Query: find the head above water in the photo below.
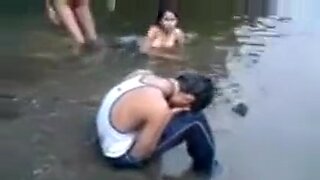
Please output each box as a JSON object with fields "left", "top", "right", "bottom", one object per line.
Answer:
{"left": 168, "top": 71, "right": 216, "bottom": 112}
{"left": 156, "top": 10, "right": 179, "bottom": 31}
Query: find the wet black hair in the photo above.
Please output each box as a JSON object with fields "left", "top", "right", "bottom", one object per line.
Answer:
{"left": 175, "top": 71, "right": 216, "bottom": 112}
{"left": 155, "top": 0, "right": 179, "bottom": 26}
{"left": 155, "top": 10, "right": 179, "bottom": 26}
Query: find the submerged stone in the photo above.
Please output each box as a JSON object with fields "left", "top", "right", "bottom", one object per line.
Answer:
{"left": 232, "top": 102, "right": 248, "bottom": 117}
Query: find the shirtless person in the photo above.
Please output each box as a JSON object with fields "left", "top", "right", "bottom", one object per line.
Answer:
{"left": 140, "top": 0, "right": 185, "bottom": 60}
{"left": 96, "top": 70, "right": 218, "bottom": 175}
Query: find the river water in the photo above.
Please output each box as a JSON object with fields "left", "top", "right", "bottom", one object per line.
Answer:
{"left": 0, "top": 0, "right": 319, "bottom": 180}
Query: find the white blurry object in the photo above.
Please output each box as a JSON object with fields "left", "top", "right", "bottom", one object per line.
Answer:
{"left": 47, "top": 6, "right": 61, "bottom": 25}
{"left": 107, "top": 0, "right": 116, "bottom": 12}
{"left": 257, "top": 17, "right": 276, "bottom": 28}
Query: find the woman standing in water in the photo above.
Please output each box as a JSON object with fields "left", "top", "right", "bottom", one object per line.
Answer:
{"left": 140, "top": 0, "right": 185, "bottom": 60}
{"left": 45, "top": 0, "right": 101, "bottom": 52}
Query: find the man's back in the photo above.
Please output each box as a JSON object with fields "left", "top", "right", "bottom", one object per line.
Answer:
{"left": 96, "top": 70, "right": 218, "bottom": 176}
{"left": 96, "top": 74, "right": 170, "bottom": 158}
{"left": 96, "top": 75, "right": 148, "bottom": 158}
{"left": 111, "top": 86, "right": 165, "bottom": 134}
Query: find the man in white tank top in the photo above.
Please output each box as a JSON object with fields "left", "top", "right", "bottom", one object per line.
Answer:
{"left": 96, "top": 69, "right": 218, "bottom": 176}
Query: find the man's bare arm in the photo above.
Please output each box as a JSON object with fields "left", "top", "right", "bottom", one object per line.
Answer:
{"left": 130, "top": 97, "right": 172, "bottom": 159}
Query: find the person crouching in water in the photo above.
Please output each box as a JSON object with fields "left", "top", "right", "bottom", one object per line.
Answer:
{"left": 95, "top": 70, "right": 219, "bottom": 176}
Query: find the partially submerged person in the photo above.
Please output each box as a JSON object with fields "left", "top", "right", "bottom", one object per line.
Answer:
{"left": 96, "top": 69, "right": 219, "bottom": 176}
{"left": 45, "top": 0, "right": 101, "bottom": 53}
{"left": 140, "top": 10, "right": 185, "bottom": 60}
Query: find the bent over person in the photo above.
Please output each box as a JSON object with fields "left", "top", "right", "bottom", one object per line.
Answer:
{"left": 96, "top": 69, "right": 219, "bottom": 176}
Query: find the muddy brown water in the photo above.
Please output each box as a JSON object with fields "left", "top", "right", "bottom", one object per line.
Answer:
{"left": 2, "top": 1, "right": 318, "bottom": 180}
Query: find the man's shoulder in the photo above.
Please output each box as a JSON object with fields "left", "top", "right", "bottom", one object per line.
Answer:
{"left": 136, "top": 88, "right": 170, "bottom": 116}
{"left": 138, "top": 87, "right": 167, "bottom": 106}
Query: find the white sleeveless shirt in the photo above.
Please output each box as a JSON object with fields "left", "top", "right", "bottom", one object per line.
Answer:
{"left": 96, "top": 75, "right": 147, "bottom": 158}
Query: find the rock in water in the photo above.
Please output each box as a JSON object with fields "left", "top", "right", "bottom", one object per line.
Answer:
{"left": 232, "top": 102, "right": 248, "bottom": 117}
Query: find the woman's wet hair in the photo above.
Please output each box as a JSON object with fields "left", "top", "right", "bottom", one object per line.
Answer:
{"left": 155, "top": 0, "right": 179, "bottom": 26}
{"left": 155, "top": 10, "right": 179, "bottom": 25}
{"left": 175, "top": 71, "right": 216, "bottom": 112}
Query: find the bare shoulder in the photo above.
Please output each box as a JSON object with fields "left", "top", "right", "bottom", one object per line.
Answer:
{"left": 139, "top": 88, "right": 170, "bottom": 120}
{"left": 139, "top": 87, "right": 167, "bottom": 107}
{"left": 148, "top": 25, "right": 160, "bottom": 32}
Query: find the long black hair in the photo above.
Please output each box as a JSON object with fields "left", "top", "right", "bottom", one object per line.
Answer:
{"left": 155, "top": 0, "right": 180, "bottom": 26}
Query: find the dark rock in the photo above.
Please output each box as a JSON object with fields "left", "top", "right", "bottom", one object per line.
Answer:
{"left": 232, "top": 103, "right": 248, "bottom": 117}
